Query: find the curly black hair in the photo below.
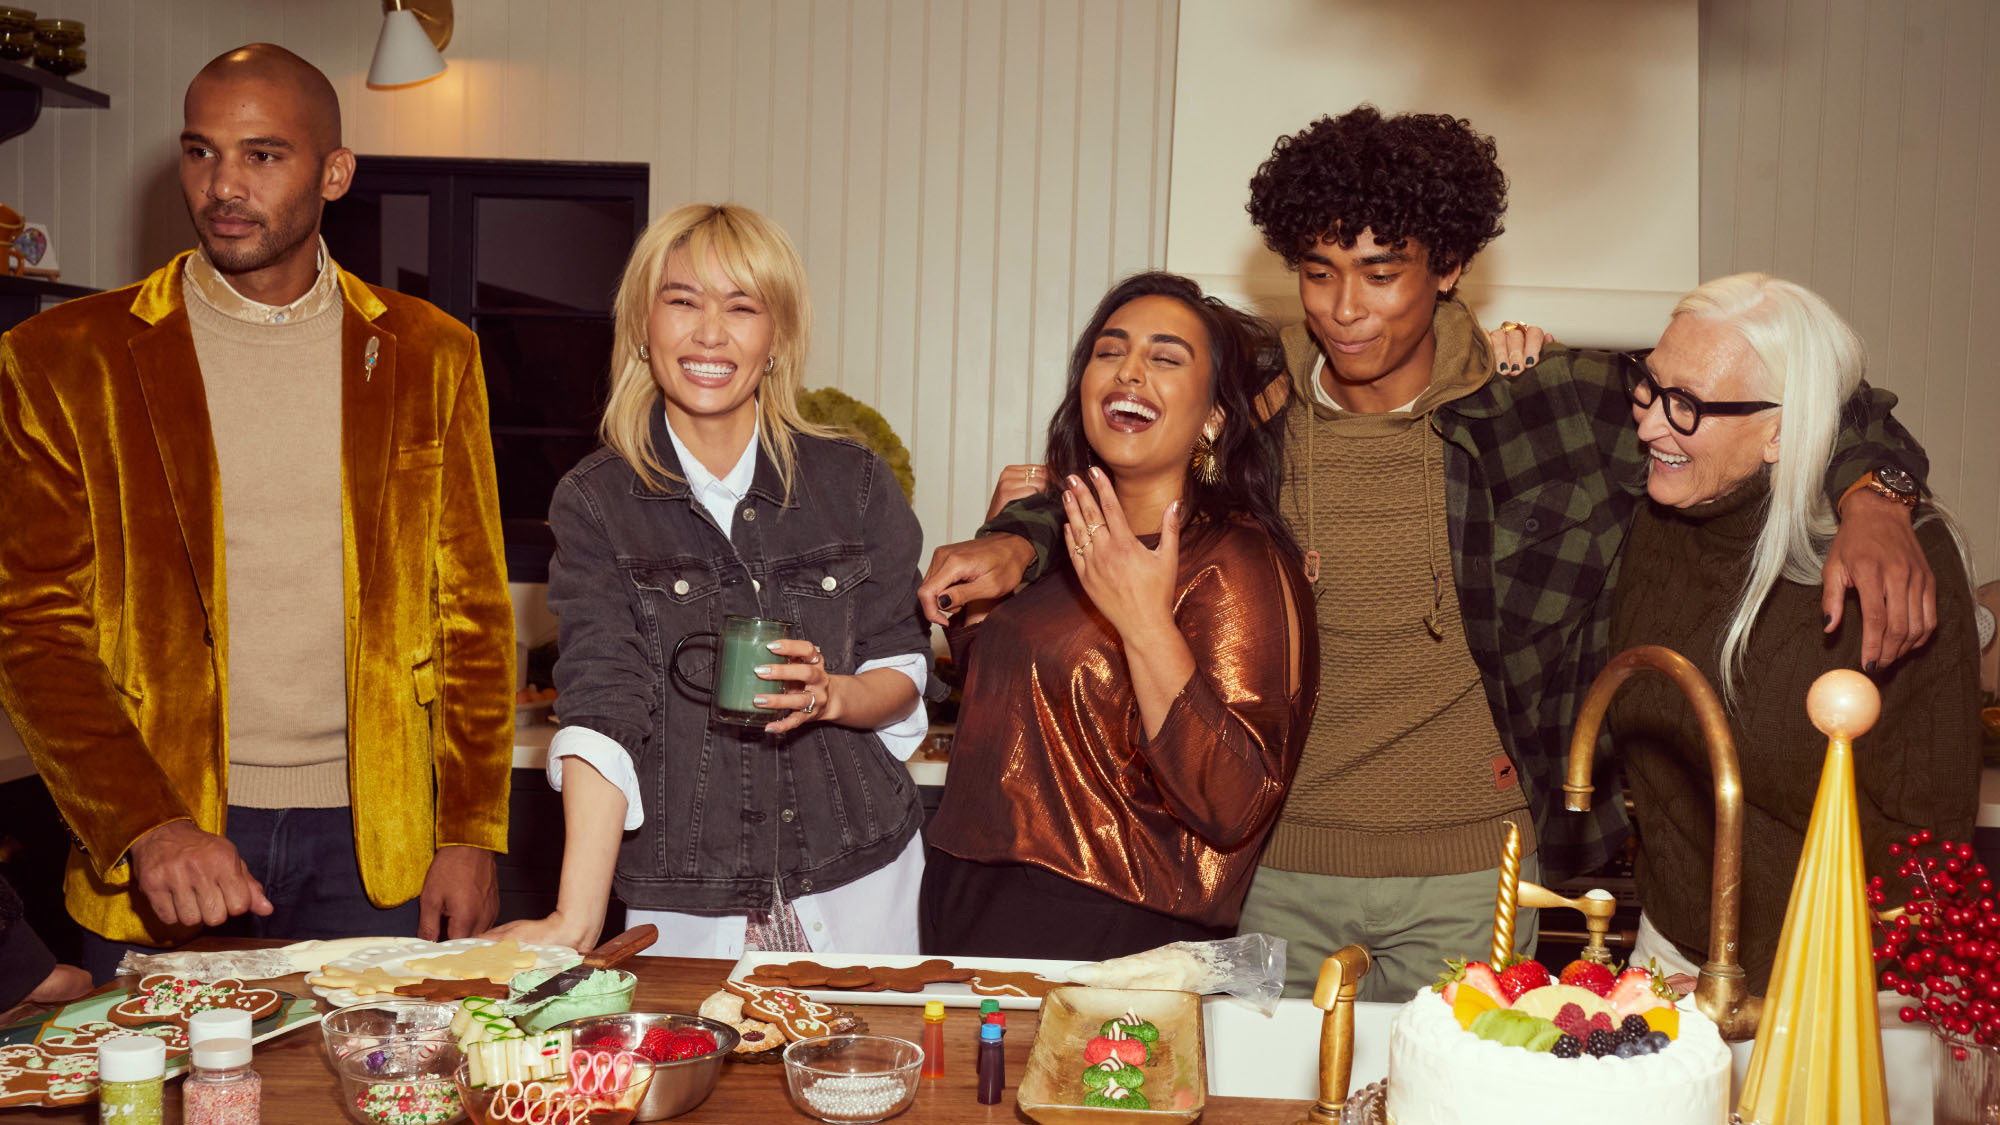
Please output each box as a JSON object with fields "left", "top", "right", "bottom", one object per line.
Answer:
{"left": 1245, "top": 105, "right": 1507, "bottom": 279}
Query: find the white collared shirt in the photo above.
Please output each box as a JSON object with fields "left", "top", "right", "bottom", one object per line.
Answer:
{"left": 545, "top": 411, "right": 928, "bottom": 955}
{"left": 1309, "top": 352, "right": 1424, "bottom": 413}
{"left": 182, "top": 239, "right": 340, "bottom": 326}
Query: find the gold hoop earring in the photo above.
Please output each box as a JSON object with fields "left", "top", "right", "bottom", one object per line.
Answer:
{"left": 637, "top": 344, "right": 651, "bottom": 361}
{"left": 1191, "top": 426, "right": 1222, "bottom": 486}
{"left": 765, "top": 356, "right": 776, "bottom": 373}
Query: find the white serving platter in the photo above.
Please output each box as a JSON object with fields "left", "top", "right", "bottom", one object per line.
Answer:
{"left": 309, "top": 937, "right": 581, "bottom": 1008}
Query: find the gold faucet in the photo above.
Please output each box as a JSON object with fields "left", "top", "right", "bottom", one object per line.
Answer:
{"left": 1563, "top": 643, "right": 1763, "bottom": 1040}
{"left": 1294, "top": 945, "right": 1372, "bottom": 1125}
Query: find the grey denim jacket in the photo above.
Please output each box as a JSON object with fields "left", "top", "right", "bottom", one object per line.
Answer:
{"left": 546, "top": 414, "right": 929, "bottom": 914}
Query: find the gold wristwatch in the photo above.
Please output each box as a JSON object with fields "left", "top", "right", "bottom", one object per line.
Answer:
{"left": 1862, "top": 467, "right": 1921, "bottom": 509}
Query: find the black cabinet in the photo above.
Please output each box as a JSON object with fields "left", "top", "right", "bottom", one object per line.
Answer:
{"left": 323, "top": 158, "right": 649, "bottom": 582}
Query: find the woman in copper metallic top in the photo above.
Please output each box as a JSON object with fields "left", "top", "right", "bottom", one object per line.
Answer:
{"left": 920, "top": 273, "right": 1318, "bottom": 960}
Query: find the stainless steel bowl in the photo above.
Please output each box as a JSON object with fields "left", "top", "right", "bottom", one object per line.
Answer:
{"left": 554, "top": 1012, "right": 739, "bottom": 1121}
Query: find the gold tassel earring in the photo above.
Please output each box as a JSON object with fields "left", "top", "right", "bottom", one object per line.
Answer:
{"left": 1191, "top": 426, "right": 1222, "bottom": 486}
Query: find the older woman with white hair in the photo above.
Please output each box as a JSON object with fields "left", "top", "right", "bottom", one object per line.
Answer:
{"left": 1610, "top": 272, "right": 1980, "bottom": 993}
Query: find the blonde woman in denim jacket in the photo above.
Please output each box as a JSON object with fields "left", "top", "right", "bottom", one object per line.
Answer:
{"left": 490, "top": 205, "right": 932, "bottom": 957}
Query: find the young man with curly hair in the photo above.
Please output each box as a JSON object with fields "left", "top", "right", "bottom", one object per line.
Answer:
{"left": 920, "top": 105, "right": 1935, "bottom": 999}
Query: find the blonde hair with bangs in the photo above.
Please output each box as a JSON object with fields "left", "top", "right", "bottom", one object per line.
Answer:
{"left": 600, "top": 203, "right": 838, "bottom": 498}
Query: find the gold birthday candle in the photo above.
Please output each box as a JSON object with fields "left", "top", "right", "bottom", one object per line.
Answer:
{"left": 1491, "top": 822, "right": 1521, "bottom": 965}
{"left": 1736, "top": 668, "right": 1889, "bottom": 1124}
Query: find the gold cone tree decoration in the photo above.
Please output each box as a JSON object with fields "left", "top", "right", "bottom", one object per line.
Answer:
{"left": 1736, "top": 668, "right": 1888, "bottom": 1124}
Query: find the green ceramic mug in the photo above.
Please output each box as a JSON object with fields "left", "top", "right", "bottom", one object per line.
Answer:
{"left": 670, "top": 615, "right": 800, "bottom": 726}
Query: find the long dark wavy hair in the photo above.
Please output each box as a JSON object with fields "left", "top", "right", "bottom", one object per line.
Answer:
{"left": 1043, "top": 272, "right": 1298, "bottom": 560}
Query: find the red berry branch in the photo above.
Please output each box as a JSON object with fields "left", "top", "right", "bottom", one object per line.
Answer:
{"left": 1871, "top": 829, "right": 2000, "bottom": 1059}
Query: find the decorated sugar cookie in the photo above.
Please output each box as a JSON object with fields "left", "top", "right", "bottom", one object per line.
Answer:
{"left": 109, "top": 974, "right": 281, "bottom": 1029}
{"left": 0, "top": 1044, "right": 97, "bottom": 1108}
{"left": 721, "top": 980, "right": 836, "bottom": 1041}
{"left": 37, "top": 1021, "right": 187, "bottom": 1059}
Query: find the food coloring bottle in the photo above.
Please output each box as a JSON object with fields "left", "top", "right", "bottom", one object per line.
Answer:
{"left": 921, "top": 1000, "right": 946, "bottom": 1078}
{"left": 98, "top": 1035, "right": 166, "bottom": 1125}
{"left": 976, "top": 1022, "right": 1005, "bottom": 1105}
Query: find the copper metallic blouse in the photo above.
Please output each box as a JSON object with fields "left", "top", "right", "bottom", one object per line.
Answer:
{"left": 928, "top": 518, "right": 1319, "bottom": 927}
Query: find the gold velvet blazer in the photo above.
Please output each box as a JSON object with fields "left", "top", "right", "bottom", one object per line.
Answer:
{"left": 0, "top": 253, "right": 515, "bottom": 945}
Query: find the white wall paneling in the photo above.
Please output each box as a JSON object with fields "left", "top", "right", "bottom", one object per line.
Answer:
{"left": 0, "top": 0, "right": 1180, "bottom": 550}
{"left": 1165, "top": 0, "right": 1701, "bottom": 349}
{"left": 1700, "top": 0, "right": 1999, "bottom": 582}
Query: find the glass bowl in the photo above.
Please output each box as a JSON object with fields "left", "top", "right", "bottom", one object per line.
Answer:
{"left": 782, "top": 1035, "right": 923, "bottom": 1124}
{"left": 454, "top": 1051, "right": 654, "bottom": 1125}
{"left": 556, "top": 1012, "right": 738, "bottom": 1120}
{"left": 322, "top": 999, "right": 459, "bottom": 1068}
{"left": 335, "top": 1040, "right": 465, "bottom": 1125}
{"left": 507, "top": 967, "right": 637, "bottom": 1034}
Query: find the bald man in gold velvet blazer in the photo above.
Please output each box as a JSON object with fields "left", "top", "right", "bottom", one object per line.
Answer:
{"left": 0, "top": 252, "right": 515, "bottom": 947}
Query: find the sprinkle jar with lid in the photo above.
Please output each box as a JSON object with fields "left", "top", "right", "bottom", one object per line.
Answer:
{"left": 182, "top": 1035, "right": 259, "bottom": 1125}
{"left": 98, "top": 1035, "right": 166, "bottom": 1125}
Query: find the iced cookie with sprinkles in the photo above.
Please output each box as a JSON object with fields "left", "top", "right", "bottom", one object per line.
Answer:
{"left": 38, "top": 1021, "right": 188, "bottom": 1061}
{"left": 0, "top": 1044, "right": 98, "bottom": 1108}
{"left": 722, "top": 980, "right": 836, "bottom": 1040}
{"left": 108, "top": 974, "right": 281, "bottom": 1029}
{"left": 1082, "top": 1080, "right": 1150, "bottom": 1110}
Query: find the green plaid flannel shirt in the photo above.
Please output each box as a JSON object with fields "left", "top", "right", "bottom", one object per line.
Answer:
{"left": 983, "top": 342, "right": 1927, "bottom": 881}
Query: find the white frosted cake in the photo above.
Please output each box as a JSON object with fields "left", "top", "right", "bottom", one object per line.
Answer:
{"left": 1385, "top": 987, "right": 1731, "bottom": 1125}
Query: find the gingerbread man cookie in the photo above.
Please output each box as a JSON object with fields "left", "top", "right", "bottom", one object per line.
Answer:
{"left": 109, "top": 974, "right": 282, "bottom": 1029}
{"left": 722, "top": 980, "right": 837, "bottom": 1040}
{"left": 401, "top": 939, "right": 538, "bottom": 984}
{"left": 38, "top": 1021, "right": 187, "bottom": 1060}
{"left": 0, "top": 1044, "right": 97, "bottom": 1108}
{"left": 966, "top": 970, "right": 1061, "bottom": 999}
{"left": 310, "top": 964, "right": 425, "bottom": 998}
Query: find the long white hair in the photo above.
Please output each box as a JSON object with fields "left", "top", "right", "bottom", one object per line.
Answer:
{"left": 1683, "top": 273, "right": 1969, "bottom": 705}
{"left": 1677, "top": 274, "right": 1856, "bottom": 705}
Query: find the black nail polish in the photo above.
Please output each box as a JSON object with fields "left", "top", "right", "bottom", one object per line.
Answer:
{"left": 1865, "top": 660, "right": 1878, "bottom": 673}
{"left": 1822, "top": 613, "right": 1831, "bottom": 627}
{"left": 938, "top": 593, "right": 953, "bottom": 609}
{"left": 1511, "top": 363, "right": 1522, "bottom": 373}
{"left": 1525, "top": 356, "right": 1536, "bottom": 367}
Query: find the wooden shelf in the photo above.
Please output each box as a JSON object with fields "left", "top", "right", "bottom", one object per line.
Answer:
{"left": 0, "top": 57, "right": 108, "bottom": 144}
{"left": 0, "top": 274, "right": 95, "bottom": 300}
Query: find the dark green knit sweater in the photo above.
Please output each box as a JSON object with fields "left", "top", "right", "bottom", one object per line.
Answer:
{"left": 1609, "top": 474, "right": 1980, "bottom": 994}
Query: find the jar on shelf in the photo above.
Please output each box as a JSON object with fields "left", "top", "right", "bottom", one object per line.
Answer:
{"left": 30, "top": 17, "right": 80, "bottom": 77}
{"left": 29, "top": 16, "right": 78, "bottom": 44}
{"left": 0, "top": 7, "right": 35, "bottom": 60}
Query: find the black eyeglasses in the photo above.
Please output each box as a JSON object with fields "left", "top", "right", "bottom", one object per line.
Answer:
{"left": 1622, "top": 349, "right": 1779, "bottom": 436}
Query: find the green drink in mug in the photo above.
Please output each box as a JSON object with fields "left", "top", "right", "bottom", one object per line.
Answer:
{"left": 671, "top": 615, "right": 801, "bottom": 726}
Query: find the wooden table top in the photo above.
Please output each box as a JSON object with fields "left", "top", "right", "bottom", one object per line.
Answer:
{"left": 12, "top": 946, "right": 1312, "bottom": 1123}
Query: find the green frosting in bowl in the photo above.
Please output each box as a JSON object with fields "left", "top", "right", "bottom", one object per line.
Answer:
{"left": 506, "top": 968, "right": 636, "bottom": 1034}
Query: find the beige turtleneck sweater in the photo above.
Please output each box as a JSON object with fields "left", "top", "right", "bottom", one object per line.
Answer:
{"left": 1260, "top": 298, "right": 1535, "bottom": 878}
{"left": 184, "top": 249, "right": 350, "bottom": 809}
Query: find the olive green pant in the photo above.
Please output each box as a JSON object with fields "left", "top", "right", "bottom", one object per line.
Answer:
{"left": 1236, "top": 858, "right": 1542, "bottom": 1003}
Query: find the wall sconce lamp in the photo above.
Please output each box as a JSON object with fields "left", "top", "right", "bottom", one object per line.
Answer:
{"left": 367, "top": 0, "right": 452, "bottom": 89}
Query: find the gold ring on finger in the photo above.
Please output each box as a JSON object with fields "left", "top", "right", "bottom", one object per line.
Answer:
{"left": 1499, "top": 321, "right": 1523, "bottom": 332}
{"left": 1086, "top": 522, "right": 1105, "bottom": 535}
